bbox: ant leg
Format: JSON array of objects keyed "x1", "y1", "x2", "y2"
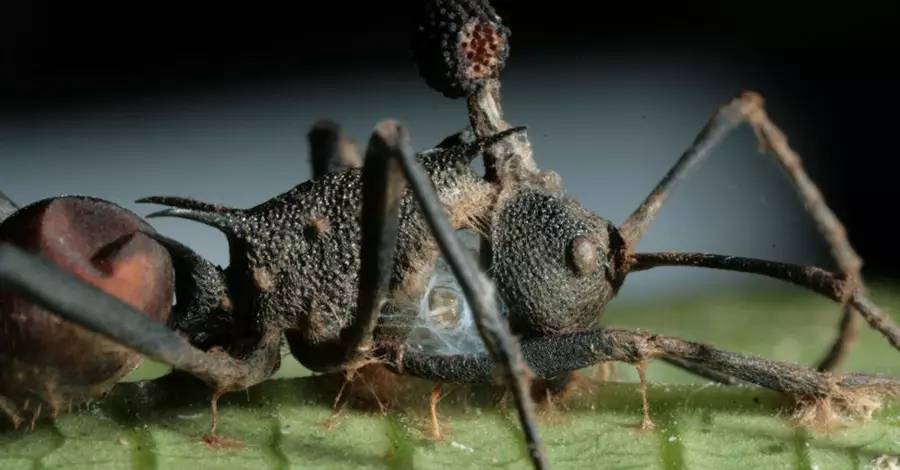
[
  {"x1": 284, "y1": 120, "x2": 410, "y2": 375},
  {"x1": 0, "y1": 190, "x2": 17, "y2": 222},
  {"x1": 307, "y1": 120, "x2": 363, "y2": 179},
  {"x1": 388, "y1": 123, "x2": 548, "y2": 469},
  {"x1": 630, "y1": 252, "x2": 900, "y2": 360},
  {"x1": 619, "y1": 92, "x2": 871, "y2": 372},
  {"x1": 335, "y1": 121, "x2": 408, "y2": 369},
  {"x1": 327, "y1": 373, "x2": 352, "y2": 430},
  {"x1": 817, "y1": 304, "x2": 859, "y2": 372},
  {"x1": 635, "y1": 360, "x2": 655, "y2": 430},
  {"x1": 202, "y1": 390, "x2": 248, "y2": 450},
  {"x1": 0, "y1": 243, "x2": 281, "y2": 439},
  {"x1": 660, "y1": 357, "x2": 742, "y2": 385},
  {"x1": 396, "y1": 328, "x2": 900, "y2": 429},
  {"x1": 134, "y1": 231, "x2": 283, "y2": 440},
  {"x1": 201, "y1": 331, "x2": 282, "y2": 443},
  {"x1": 428, "y1": 383, "x2": 444, "y2": 440}
]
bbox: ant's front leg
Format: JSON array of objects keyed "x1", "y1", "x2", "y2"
[
  {"x1": 618, "y1": 92, "x2": 895, "y2": 372},
  {"x1": 659, "y1": 357, "x2": 742, "y2": 385},
  {"x1": 396, "y1": 328, "x2": 900, "y2": 431}
]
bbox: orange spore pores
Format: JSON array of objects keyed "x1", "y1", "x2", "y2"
[
  {"x1": 0, "y1": 196, "x2": 173, "y2": 427},
  {"x1": 459, "y1": 20, "x2": 506, "y2": 81}
]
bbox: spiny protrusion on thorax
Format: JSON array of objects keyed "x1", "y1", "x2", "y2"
[
  {"x1": 435, "y1": 128, "x2": 477, "y2": 149},
  {"x1": 421, "y1": 126, "x2": 527, "y2": 165},
  {"x1": 138, "y1": 196, "x2": 246, "y2": 239}
]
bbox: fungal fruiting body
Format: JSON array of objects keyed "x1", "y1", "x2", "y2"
[{"x1": 412, "y1": 0, "x2": 511, "y2": 98}]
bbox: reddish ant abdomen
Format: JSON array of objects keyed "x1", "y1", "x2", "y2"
[{"x1": 0, "y1": 196, "x2": 173, "y2": 428}]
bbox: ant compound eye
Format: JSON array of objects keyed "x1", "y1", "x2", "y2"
[
  {"x1": 428, "y1": 285, "x2": 463, "y2": 329},
  {"x1": 567, "y1": 236, "x2": 600, "y2": 276}
]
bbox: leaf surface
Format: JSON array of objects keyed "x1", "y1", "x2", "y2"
[{"x1": 3, "y1": 285, "x2": 900, "y2": 469}]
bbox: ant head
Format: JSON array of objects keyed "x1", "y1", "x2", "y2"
[{"x1": 489, "y1": 184, "x2": 627, "y2": 338}]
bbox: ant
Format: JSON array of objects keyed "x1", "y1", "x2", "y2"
[{"x1": 2, "y1": 1, "x2": 900, "y2": 468}]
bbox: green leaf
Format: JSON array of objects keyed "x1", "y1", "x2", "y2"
[{"x1": 4, "y1": 283, "x2": 900, "y2": 469}]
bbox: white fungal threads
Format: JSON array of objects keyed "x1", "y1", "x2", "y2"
[{"x1": 404, "y1": 231, "x2": 506, "y2": 356}]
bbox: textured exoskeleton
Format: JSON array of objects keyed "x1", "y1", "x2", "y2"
[
  {"x1": 4, "y1": 2, "x2": 900, "y2": 467},
  {"x1": 140, "y1": 132, "x2": 559, "y2": 375},
  {"x1": 489, "y1": 181, "x2": 627, "y2": 338}
]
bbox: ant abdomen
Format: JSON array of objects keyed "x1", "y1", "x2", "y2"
[{"x1": 0, "y1": 196, "x2": 173, "y2": 427}]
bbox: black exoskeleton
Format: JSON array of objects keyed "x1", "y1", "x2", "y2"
[
  {"x1": 490, "y1": 183, "x2": 627, "y2": 338},
  {"x1": 140, "y1": 129, "x2": 520, "y2": 374},
  {"x1": 3, "y1": 2, "x2": 900, "y2": 469}
]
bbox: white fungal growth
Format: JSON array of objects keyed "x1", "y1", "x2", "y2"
[{"x1": 404, "y1": 230, "x2": 507, "y2": 356}]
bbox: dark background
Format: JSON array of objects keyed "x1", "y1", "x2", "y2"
[{"x1": 1, "y1": 1, "x2": 898, "y2": 296}]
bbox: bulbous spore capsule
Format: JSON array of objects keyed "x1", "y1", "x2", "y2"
[{"x1": 412, "y1": 0, "x2": 511, "y2": 99}]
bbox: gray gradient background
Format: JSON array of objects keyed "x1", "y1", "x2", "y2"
[{"x1": 0, "y1": 47, "x2": 831, "y2": 305}]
